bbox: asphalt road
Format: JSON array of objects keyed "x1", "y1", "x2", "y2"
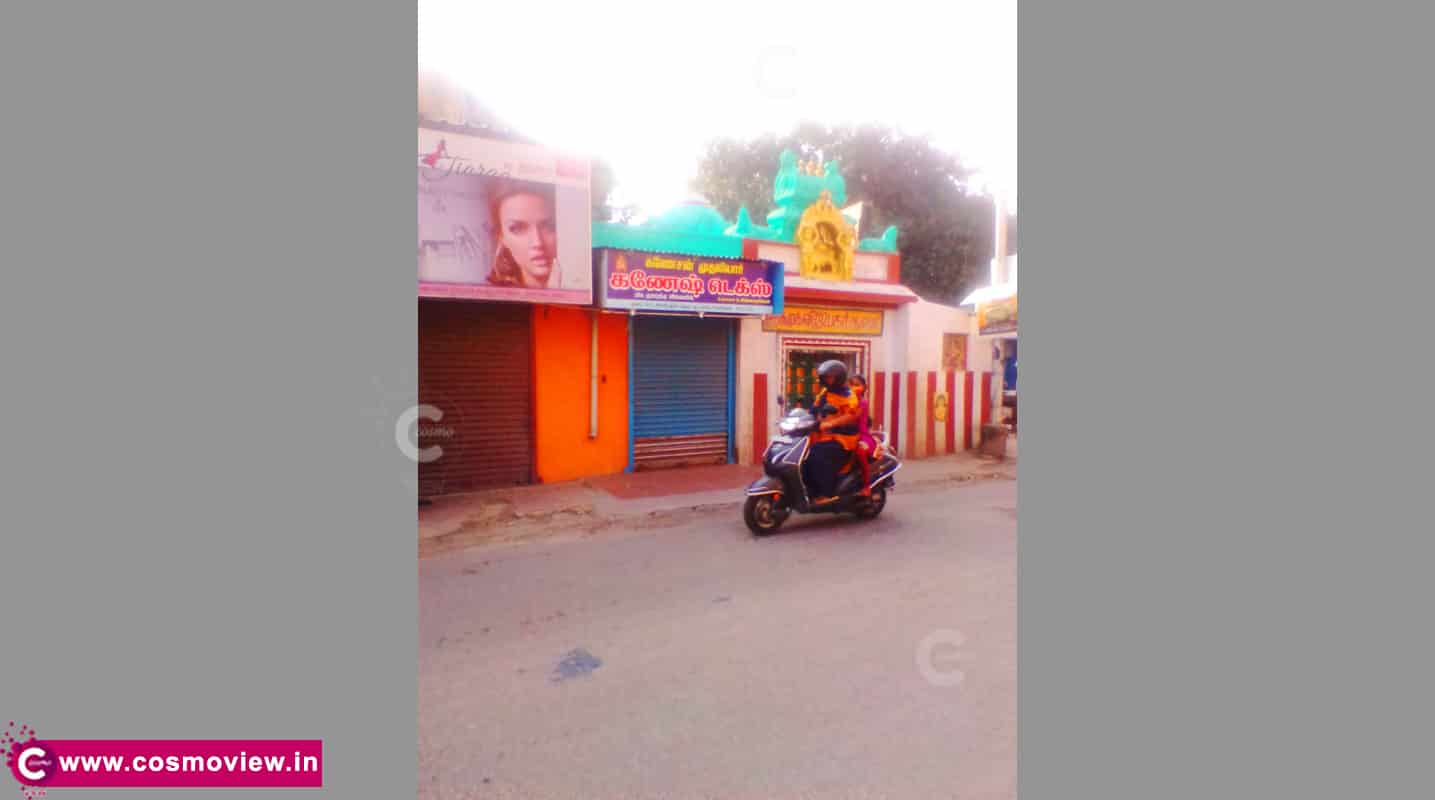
[{"x1": 420, "y1": 478, "x2": 1017, "y2": 799}]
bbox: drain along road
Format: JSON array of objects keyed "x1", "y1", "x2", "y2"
[{"x1": 420, "y1": 478, "x2": 1017, "y2": 799}]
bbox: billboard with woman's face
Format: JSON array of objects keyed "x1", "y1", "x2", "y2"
[{"x1": 417, "y1": 128, "x2": 592, "y2": 304}]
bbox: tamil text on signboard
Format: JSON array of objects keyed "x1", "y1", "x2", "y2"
[
  {"x1": 597, "y1": 249, "x2": 783, "y2": 315},
  {"x1": 762, "y1": 305, "x2": 884, "y2": 336}
]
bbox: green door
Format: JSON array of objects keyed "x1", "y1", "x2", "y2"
[{"x1": 786, "y1": 351, "x2": 847, "y2": 410}]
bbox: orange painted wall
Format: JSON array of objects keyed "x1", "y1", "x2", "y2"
[{"x1": 533, "y1": 305, "x2": 629, "y2": 482}]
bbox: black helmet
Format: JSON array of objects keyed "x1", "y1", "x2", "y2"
[{"x1": 817, "y1": 359, "x2": 848, "y2": 388}]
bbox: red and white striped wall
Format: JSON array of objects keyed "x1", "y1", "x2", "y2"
[
  {"x1": 748, "y1": 369, "x2": 994, "y2": 463},
  {"x1": 870, "y1": 369, "x2": 992, "y2": 458}
]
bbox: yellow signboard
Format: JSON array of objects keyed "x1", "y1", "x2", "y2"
[
  {"x1": 942, "y1": 333, "x2": 968, "y2": 371},
  {"x1": 977, "y1": 295, "x2": 1017, "y2": 335},
  {"x1": 762, "y1": 306, "x2": 884, "y2": 336}
]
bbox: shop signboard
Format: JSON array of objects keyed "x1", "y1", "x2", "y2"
[
  {"x1": 762, "y1": 305, "x2": 884, "y2": 336},
  {"x1": 417, "y1": 127, "x2": 592, "y2": 304},
  {"x1": 596, "y1": 249, "x2": 783, "y2": 315},
  {"x1": 977, "y1": 295, "x2": 1018, "y2": 335}
]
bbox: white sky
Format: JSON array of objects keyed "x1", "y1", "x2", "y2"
[{"x1": 419, "y1": 0, "x2": 1016, "y2": 217}]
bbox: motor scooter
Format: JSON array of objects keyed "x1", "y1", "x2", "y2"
[{"x1": 743, "y1": 407, "x2": 901, "y2": 536}]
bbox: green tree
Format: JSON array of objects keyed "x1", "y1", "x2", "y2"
[
  {"x1": 589, "y1": 159, "x2": 640, "y2": 224},
  {"x1": 693, "y1": 123, "x2": 1014, "y2": 302}
]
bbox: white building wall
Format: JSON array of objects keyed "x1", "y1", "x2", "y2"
[
  {"x1": 853, "y1": 252, "x2": 889, "y2": 280},
  {"x1": 888, "y1": 299, "x2": 990, "y2": 457},
  {"x1": 735, "y1": 317, "x2": 780, "y2": 465},
  {"x1": 735, "y1": 275, "x2": 1000, "y2": 464},
  {"x1": 756, "y1": 242, "x2": 800, "y2": 272}
]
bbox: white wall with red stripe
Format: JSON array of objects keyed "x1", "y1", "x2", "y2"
[{"x1": 738, "y1": 297, "x2": 1004, "y2": 465}]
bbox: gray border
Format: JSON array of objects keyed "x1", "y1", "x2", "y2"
[
  {"x1": 1, "y1": 2, "x2": 414, "y2": 797},
  {"x1": 1025, "y1": 0, "x2": 1432, "y2": 796}
]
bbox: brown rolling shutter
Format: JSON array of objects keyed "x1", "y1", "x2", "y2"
[{"x1": 418, "y1": 300, "x2": 533, "y2": 496}]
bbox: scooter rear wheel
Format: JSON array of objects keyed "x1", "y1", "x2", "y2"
[
  {"x1": 854, "y1": 485, "x2": 888, "y2": 520},
  {"x1": 744, "y1": 495, "x2": 787, "y2": 536}
]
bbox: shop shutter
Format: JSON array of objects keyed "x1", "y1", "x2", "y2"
[
  {"x1": 418, "y1": 300, "x2": 533, "y2": 495},
  {"x1": 632, "y1": 316, "x2": 731, "y2": 468}
]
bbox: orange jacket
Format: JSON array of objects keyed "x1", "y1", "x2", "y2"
[{"x1": 811, "y1": 388, "x2": 861, "y2": 450}]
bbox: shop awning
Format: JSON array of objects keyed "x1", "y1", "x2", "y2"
[
  {"x1": 959, "y1": 281, "x2": 1017, "y2": 307},
  {"x1": 782, "y1": 274, "x2": 920, "y2": 308}
]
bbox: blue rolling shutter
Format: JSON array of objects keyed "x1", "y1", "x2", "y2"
[{"x1": 632, "y1": 316, "x2": 731, "y2": 468}]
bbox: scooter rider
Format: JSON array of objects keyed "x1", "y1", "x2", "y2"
[{"x1": 805, "y1": 360, "x2": 862, "y2": 503}]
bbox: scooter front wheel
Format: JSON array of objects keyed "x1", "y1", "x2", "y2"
[{"x1": 744, "y1": 495, "x2": 787, "y2": 536}]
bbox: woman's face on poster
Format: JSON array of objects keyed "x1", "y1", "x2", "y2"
[{"x1": 497, "y1": 193, "x2": 557, "y2": 287}]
